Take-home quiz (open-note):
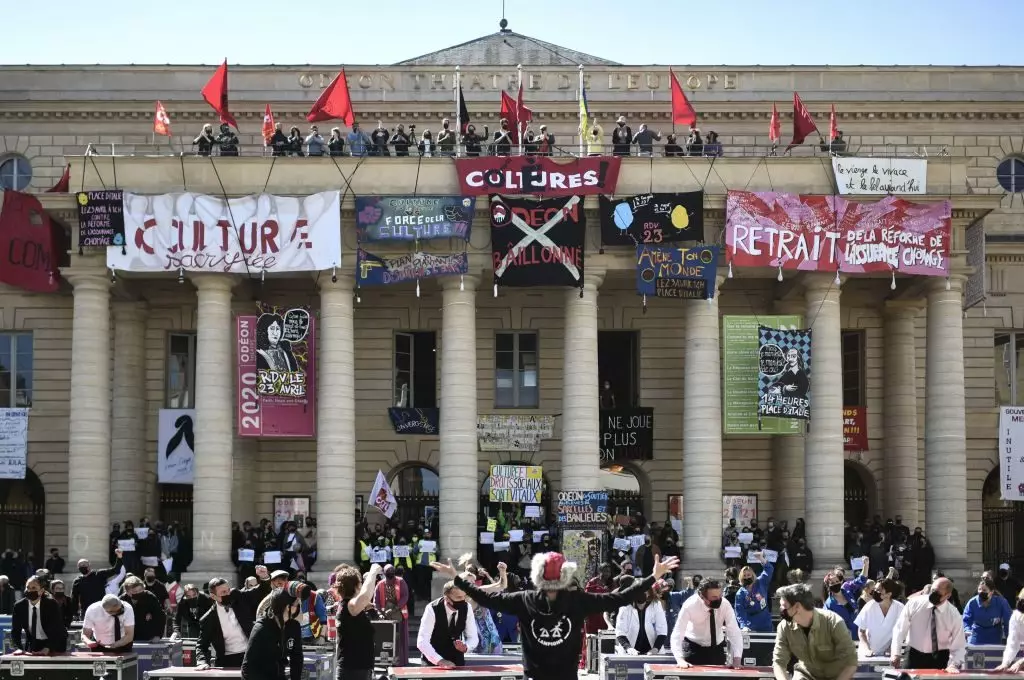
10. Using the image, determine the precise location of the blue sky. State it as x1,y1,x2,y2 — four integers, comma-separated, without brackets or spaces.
3,0,1022,66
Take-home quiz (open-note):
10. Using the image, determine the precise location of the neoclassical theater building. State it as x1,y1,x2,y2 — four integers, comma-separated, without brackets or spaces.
1,25,1023,581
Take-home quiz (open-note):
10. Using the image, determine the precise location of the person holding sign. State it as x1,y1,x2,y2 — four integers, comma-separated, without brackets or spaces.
670,578,743,668
735,551,774,632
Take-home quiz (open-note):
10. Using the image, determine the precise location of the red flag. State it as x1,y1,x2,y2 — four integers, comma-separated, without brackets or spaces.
262,104,276,144
46,164,70,193
154,100,172,137
500,90,520,144
829,103,839,141
769,102,781,143
0,190,59,293
787,92,818,150
669,70,697,127
307,70,355,126
516,83,533,126
201,61,238,129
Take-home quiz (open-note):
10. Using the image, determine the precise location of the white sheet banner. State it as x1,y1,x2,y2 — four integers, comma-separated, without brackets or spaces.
1000,406,1024,501
158,409,196,484
0,408,28,479
832,157,928,195
110,191,342,273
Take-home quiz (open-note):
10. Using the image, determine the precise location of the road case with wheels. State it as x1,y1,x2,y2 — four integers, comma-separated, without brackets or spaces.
1,651,139,680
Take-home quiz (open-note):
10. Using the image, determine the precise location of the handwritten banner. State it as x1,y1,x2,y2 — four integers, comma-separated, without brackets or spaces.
725,191,950,277
843,406,868,451
757,326,812,424
832,157,927,195
387,408,440,435
0,408,28,479
1000,407,1024,501
723,494,757,528
490,195,585,288
356,249,468,287
0,190,61,293
488,465,543,503
723,316,804,435
600,408,654,462
555,490,609,526
355,196,474,241
455,155,621,196
600,192,704,245
477,415,554,452
636,245,719,300
77,190,125,247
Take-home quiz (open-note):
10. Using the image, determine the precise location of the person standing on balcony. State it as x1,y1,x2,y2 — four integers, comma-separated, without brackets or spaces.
611,116,632,156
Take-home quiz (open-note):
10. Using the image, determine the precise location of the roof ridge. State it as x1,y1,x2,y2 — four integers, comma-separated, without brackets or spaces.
394,30,619,67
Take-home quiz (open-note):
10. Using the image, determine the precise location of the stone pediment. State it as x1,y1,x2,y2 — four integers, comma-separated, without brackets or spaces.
396,24,618,67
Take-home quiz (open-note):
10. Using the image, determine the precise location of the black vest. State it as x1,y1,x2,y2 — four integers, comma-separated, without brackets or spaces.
429,598,467,666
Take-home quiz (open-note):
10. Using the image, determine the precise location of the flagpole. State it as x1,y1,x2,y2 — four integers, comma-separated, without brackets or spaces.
454,65,461,158
578,65,585,157
517,63,524,156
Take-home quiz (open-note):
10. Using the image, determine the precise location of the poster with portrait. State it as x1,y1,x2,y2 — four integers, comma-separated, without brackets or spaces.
157,408,196,484
757,326,812,425
237,304,316,438
560,529,604,583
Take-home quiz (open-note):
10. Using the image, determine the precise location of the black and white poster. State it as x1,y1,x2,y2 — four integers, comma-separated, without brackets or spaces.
600,191,704,246
757,326,812,423
76,190,125,248
158,408,196,484
600,408,654,462
0,408,28,480
490,195,586,288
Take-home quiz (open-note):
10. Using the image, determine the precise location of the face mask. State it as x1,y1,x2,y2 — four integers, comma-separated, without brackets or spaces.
871,592,883,603
706,598,722,610
999,570,1009,579
25,591,39,601
54,590,64,596
929,591,943,606
829,583,843,594
79,566,90,575
741,577,754,587
978,591,990,602
1016,599,1024,613
145,576,155,583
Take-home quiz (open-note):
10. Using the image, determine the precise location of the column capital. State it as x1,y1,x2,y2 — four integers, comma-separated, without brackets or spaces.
63,268,112,294
440,274,480,291
803,272,841,295
582,264,606,289
317,271,354,293
189,273,242,293
927,275,963,294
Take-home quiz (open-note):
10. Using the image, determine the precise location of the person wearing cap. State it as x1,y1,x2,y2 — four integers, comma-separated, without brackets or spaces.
241,583,304,680
433,551,678,680
197,565,272,669
270,570,289,589
997,563,1022,601
611,116,632,156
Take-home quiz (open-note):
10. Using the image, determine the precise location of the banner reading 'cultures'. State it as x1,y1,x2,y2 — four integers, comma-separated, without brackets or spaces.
757,325,812,425
356,249,468,287
600,192,704,245
455,156,620,196
237,305,316,438
490,195,585,288
355,196,475,241
636,245,718,300
725,190,950,277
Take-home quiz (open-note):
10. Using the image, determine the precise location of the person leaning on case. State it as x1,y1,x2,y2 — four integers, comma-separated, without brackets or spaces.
11,576,68,655
773,583,858,680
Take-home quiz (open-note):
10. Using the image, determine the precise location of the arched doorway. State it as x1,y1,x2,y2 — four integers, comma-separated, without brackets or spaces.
388,464,439,533
601,463,645,520
0,469,45,559
844,461,872,528
982,467,1024,570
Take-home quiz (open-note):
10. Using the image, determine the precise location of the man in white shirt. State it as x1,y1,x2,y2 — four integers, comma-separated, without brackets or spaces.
417,581,480,668
197,571,271,669
670,579,743,667
890,577,966,671
82,594,135,652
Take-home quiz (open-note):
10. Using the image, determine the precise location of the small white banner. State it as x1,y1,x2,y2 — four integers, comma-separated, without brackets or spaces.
0,408,28,479
158,409,196,484
832,157,927,195
1000,406,1024,501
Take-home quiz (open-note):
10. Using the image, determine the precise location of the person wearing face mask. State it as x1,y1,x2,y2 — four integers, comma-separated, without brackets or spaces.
375,564,410,665
994,587,1024,672
669,578,743,668
824,559,870,640
142,568,169,609
890,577,966,671
773,583,858,680
82,593,135,652
50,579,74,628
120,576,164,642
172,584,212,640
996,563,1022,603
10,576,68,655
853,578,904,658
735,552,774,632
70,547,124,619
611,116,632,156
196,565,272,669
416,579,480,667
615,583,668,656
241,583,304,680
962,576,1011,645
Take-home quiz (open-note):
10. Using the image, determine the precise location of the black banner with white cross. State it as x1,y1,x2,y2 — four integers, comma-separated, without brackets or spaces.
490,195,586,288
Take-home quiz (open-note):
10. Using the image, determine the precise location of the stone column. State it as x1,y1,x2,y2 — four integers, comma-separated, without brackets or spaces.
683,279,725,571
773,302,806,527
804,274,845,568
883,303,921,524
925,277,967,568
188,276,236,576
315,273,357,567
562,269,606,491
110,301,148,525
439,275,479,560
66,270,112,563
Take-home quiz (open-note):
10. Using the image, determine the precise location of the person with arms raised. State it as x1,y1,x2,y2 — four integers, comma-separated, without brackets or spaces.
335,563,382,680
735,552,775,632
196,565,272,669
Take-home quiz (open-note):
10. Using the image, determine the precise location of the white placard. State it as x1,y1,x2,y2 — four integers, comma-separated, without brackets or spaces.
493,541,511,552
371,549,390,563
524,505,542,518
724,546,742,558
762,549,779,563
418,540,436,553
1001,406,1024,501
157,409,196,485
0,408,29,480
111,191,343,274
135,527,150,539
850,556,865,571
747,551,763,564
238,549,255,562
263,550,282,564
393,546,411,558
738,532,754,545
629,535,645,549
162,558,174,573
613,538,630,551
141,556,159,567
832,157,927,195
479,532,495,545
533,531,548,543
118,539,136,552
508,530,524,543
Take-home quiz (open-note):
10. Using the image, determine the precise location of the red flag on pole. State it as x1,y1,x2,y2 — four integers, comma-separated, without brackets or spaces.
307,70,355,126
769,102,781,144
829,103,839,142
516,83,532,126
669,70,697,128
500,90,520,144
154,100,172,137
786,92,818,150
200,60,238,129
262,104,276,144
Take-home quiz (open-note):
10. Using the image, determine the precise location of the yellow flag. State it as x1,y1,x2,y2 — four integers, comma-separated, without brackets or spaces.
579,87,590,137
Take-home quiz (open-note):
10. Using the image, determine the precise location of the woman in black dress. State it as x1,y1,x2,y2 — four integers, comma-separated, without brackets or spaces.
335,563,383,680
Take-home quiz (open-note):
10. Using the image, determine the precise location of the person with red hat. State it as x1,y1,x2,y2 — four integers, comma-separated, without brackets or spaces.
433,551,679,680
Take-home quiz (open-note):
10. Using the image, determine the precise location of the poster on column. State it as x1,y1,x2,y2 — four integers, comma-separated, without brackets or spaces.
0,408,28,479
355,196,475,241
490,195,585,288
237,304,317,438
722,316,804,434
599,192,704,245
999,406,1024,501
157,408,196,484
757,325,812,424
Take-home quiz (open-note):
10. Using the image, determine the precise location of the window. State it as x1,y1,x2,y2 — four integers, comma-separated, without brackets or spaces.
393,331,437,408
997,156,1024,193
841,330,865,407
495,331,538,408
0,155,32,191
167,332,197,408
994,331,1024,405
0,333,33,407
598,331,639,408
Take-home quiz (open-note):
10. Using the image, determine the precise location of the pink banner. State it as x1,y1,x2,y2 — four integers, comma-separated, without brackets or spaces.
236,306,316,438
725,190,951,276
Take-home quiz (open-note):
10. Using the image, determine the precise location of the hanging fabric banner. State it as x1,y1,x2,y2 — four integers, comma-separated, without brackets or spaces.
1000,406,1024,501
600,191,704,245
455,155,621,196
0,408,28,480
355,196,475,241
77,190,126,247
636,245,719,300
387,407,440,435
490,195,585,288
356,249,468,287
0,190,61,293
757,325,812,425
157,408,196,484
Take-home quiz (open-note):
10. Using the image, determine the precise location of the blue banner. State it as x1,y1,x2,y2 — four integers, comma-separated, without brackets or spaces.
635,245,719,300
356,196,475,241
387,408,440,435
356,249,469,287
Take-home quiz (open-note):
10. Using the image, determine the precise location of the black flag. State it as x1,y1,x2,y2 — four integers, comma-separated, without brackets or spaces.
458,85,470,133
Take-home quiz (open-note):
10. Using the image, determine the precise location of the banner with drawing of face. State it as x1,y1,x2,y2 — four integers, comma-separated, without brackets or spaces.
757,325,812,425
